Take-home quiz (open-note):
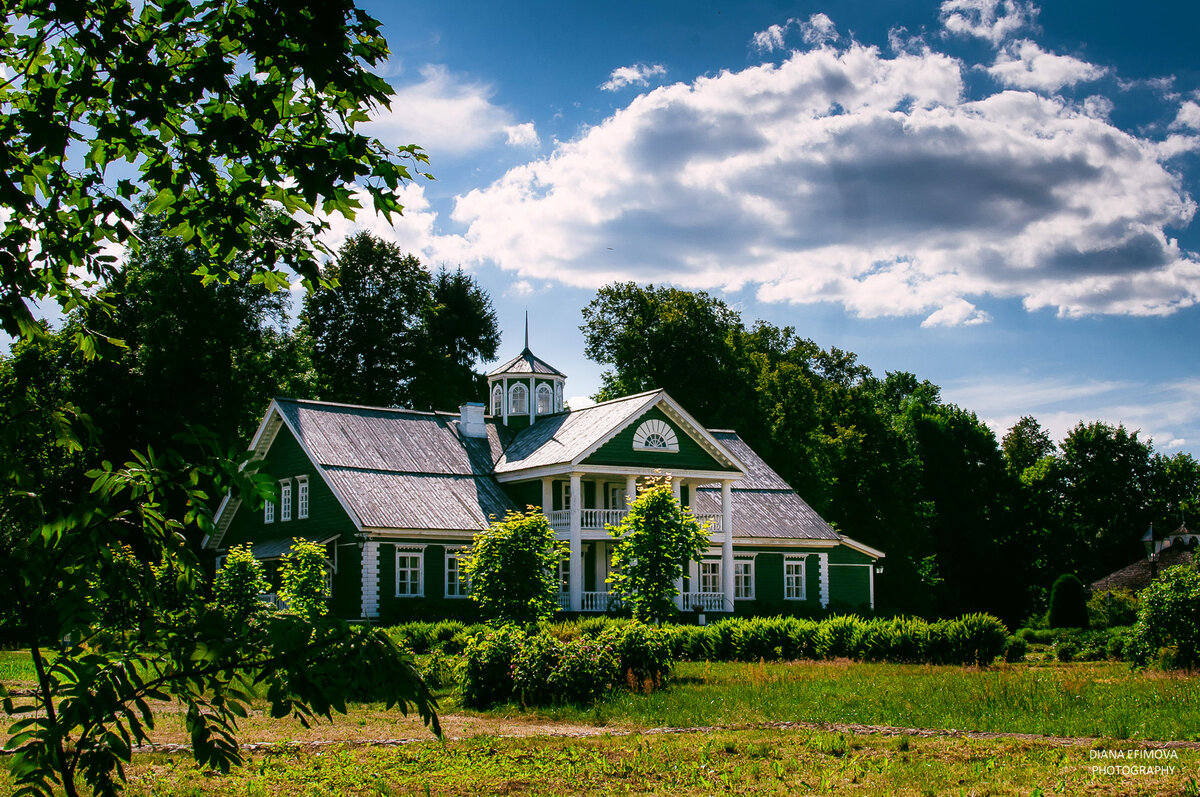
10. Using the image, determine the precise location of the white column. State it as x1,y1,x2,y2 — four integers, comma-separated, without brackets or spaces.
818,553,830,609
569,472,582,612
869,563,876,611
673,477,685,609
671,475,681,503
594,540,606,603
502,378,509,425
721,480,734,613
360,540,379,619
529,377,536,423
541,476,553,516
626,474,637,502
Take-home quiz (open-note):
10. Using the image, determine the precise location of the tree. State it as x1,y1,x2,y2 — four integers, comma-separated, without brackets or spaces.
1002,416,1054,478
608,475,711,623
0,3,439,795
1047,573,1089,629
1127,565,1200,669
212,544,272,626
302,236,500,410
462,508,565,624
279,538,331,624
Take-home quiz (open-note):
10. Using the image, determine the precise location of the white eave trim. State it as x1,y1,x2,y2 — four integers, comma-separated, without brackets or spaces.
839,535,886,560
732,537,842,548
493,463,744,484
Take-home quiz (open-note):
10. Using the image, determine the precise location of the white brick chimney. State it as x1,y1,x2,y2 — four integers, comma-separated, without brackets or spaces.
459,402,487,438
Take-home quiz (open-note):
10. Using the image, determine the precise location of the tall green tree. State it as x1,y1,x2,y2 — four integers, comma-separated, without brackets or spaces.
462,508,564,624
608,476,711,623
0,3,439,794
1002,416,1054,478
302,235,499,410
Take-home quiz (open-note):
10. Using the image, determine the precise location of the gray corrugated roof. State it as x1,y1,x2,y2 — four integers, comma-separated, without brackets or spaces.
249,532,340,560
487,348,566,377
692,430,839,541
493,391,661,473
323,469,516,530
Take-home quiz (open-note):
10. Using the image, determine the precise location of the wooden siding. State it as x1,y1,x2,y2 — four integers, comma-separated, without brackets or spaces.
583,407,726,471
221,423,357,549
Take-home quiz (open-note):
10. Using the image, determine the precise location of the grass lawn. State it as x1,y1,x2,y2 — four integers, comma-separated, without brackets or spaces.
4,655,1200,794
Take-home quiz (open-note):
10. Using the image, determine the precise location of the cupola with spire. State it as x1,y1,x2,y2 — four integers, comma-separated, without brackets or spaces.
486,313,566,428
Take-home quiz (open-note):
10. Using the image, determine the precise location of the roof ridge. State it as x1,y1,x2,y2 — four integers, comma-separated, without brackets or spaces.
276,397,442,417
323,464,491,478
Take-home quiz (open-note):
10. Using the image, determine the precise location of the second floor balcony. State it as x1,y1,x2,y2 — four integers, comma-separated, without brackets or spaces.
546,508,722,536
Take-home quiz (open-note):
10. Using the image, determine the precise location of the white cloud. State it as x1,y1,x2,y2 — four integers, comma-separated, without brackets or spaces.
1171,100,1200,131
988,40,1106,92
944,375,1200,453
752,22,793,54
450,40,1200,324
600,64,668,92
940,0,1035,46
505,280,536,298
800,14,839,46
364,64,538,155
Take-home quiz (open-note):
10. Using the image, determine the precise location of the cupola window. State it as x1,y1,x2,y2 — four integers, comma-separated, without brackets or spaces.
536,383,552,414
491,384,503,416
510,383,528,414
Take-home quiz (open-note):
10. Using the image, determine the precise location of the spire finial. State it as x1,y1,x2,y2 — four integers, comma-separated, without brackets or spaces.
524,310,529,351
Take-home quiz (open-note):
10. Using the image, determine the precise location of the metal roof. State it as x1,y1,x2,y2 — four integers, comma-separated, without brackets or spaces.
493,391,662,472
487,347,566,377
692,431,839,541
249,532,340,560
323,469,516,530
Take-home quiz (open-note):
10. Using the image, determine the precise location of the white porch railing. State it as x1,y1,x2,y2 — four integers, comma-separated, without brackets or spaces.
557,593,571,611
682,592,726,612
546,509,722,533
581,591,612,612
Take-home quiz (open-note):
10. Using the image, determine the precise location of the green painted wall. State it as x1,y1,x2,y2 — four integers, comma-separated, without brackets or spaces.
222,422,357,550
504,480,542,513
584,407,727,472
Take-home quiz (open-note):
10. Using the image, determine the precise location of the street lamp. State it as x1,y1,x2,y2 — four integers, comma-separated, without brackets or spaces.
1141,523,1162,581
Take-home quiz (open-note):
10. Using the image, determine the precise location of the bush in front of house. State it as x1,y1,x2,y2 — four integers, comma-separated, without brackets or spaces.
1047,573,1089,629
1126,564,1200,669
460,625,527,708
948,613,1010,666
1004,635,1027,663
1088,589,1139,628
602,622,673,688
815,614,865,659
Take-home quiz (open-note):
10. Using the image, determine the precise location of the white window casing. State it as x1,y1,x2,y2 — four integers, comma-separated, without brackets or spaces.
510,383,528,414
699,560,721,594
264,499,275,524
733,554,756,599
445,547,470,598
296,476,309,519
784,554,807,601
279,479,292,522
395,547,425,597
536,383,552,414
491,384,503,416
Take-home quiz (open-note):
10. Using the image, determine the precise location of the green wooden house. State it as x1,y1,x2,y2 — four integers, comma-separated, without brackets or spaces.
206,341,883,620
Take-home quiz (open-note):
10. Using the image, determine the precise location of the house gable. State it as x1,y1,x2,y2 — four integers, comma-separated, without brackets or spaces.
582,406,727,472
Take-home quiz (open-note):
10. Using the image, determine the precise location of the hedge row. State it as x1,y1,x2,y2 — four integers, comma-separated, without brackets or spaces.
461,622,674,708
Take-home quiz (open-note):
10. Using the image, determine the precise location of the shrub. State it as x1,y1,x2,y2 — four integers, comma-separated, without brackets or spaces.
461,625,526,708
1004,635,1027,663
950,613,1009,666
1056,641,1077,662
212,543,270,626
663,625,709,661
788,619,821,660
577,616,624,638
1127,565,1200,669
815,615,864,659
603,622,674,688
1105,627,1132,661
512,633,564,706
1048,574,1089,629
419,648,458,691
1088,589,1139,629
384,622,438,654
733,617,789,661
703,619,738,660
540,621,582,643
546,637,619,704
462,508,564,624
279,538,331,624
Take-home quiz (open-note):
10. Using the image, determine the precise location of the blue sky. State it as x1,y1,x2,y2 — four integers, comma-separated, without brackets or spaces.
334,0,1200,454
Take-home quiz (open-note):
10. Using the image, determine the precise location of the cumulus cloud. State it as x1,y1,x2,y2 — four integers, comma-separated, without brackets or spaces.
1171,100,1200,130
753,15,838,53
600,64,668,92
940,0,1035,46
752,22,793,53
988,40,1106,92
449,40,1200,325
364,64,538,155
800,14,839,46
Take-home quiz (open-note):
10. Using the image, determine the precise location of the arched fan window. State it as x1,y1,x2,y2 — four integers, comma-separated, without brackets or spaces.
510,383,528,414
632,419,679,452
536,383,553,414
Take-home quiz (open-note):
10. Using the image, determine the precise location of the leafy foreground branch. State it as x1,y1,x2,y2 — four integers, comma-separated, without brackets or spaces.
0,442,438,797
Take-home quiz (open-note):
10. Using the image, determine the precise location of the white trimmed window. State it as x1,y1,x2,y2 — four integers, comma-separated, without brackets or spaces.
297,476,309,519
699,561,721,594
784,556,806,600
555,382,563,412
536,383,552,414
279,479,292,522
510,383,528,414
445,549,470,598
264,499,275,524
557,554,570,594
734,558,755,599
491,384,503,416
396,551,424,597
560,481,572,511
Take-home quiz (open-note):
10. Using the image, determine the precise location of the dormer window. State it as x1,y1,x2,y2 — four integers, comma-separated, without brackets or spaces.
536,383,552,414
510,383,528,414
491,384,503,416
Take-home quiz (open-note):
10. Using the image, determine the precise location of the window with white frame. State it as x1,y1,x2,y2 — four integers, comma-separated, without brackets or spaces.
557,554,570,594
560,481,571,511
296,476,309,519
555,382,563,412
279,479,292,522
396,550,423,597
699,561,721,594
445,549,470,598
491,384,503,416
264,499,275,524
784,556,806,600
536,383,552,414
510,383,528,414
734,558,755,599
